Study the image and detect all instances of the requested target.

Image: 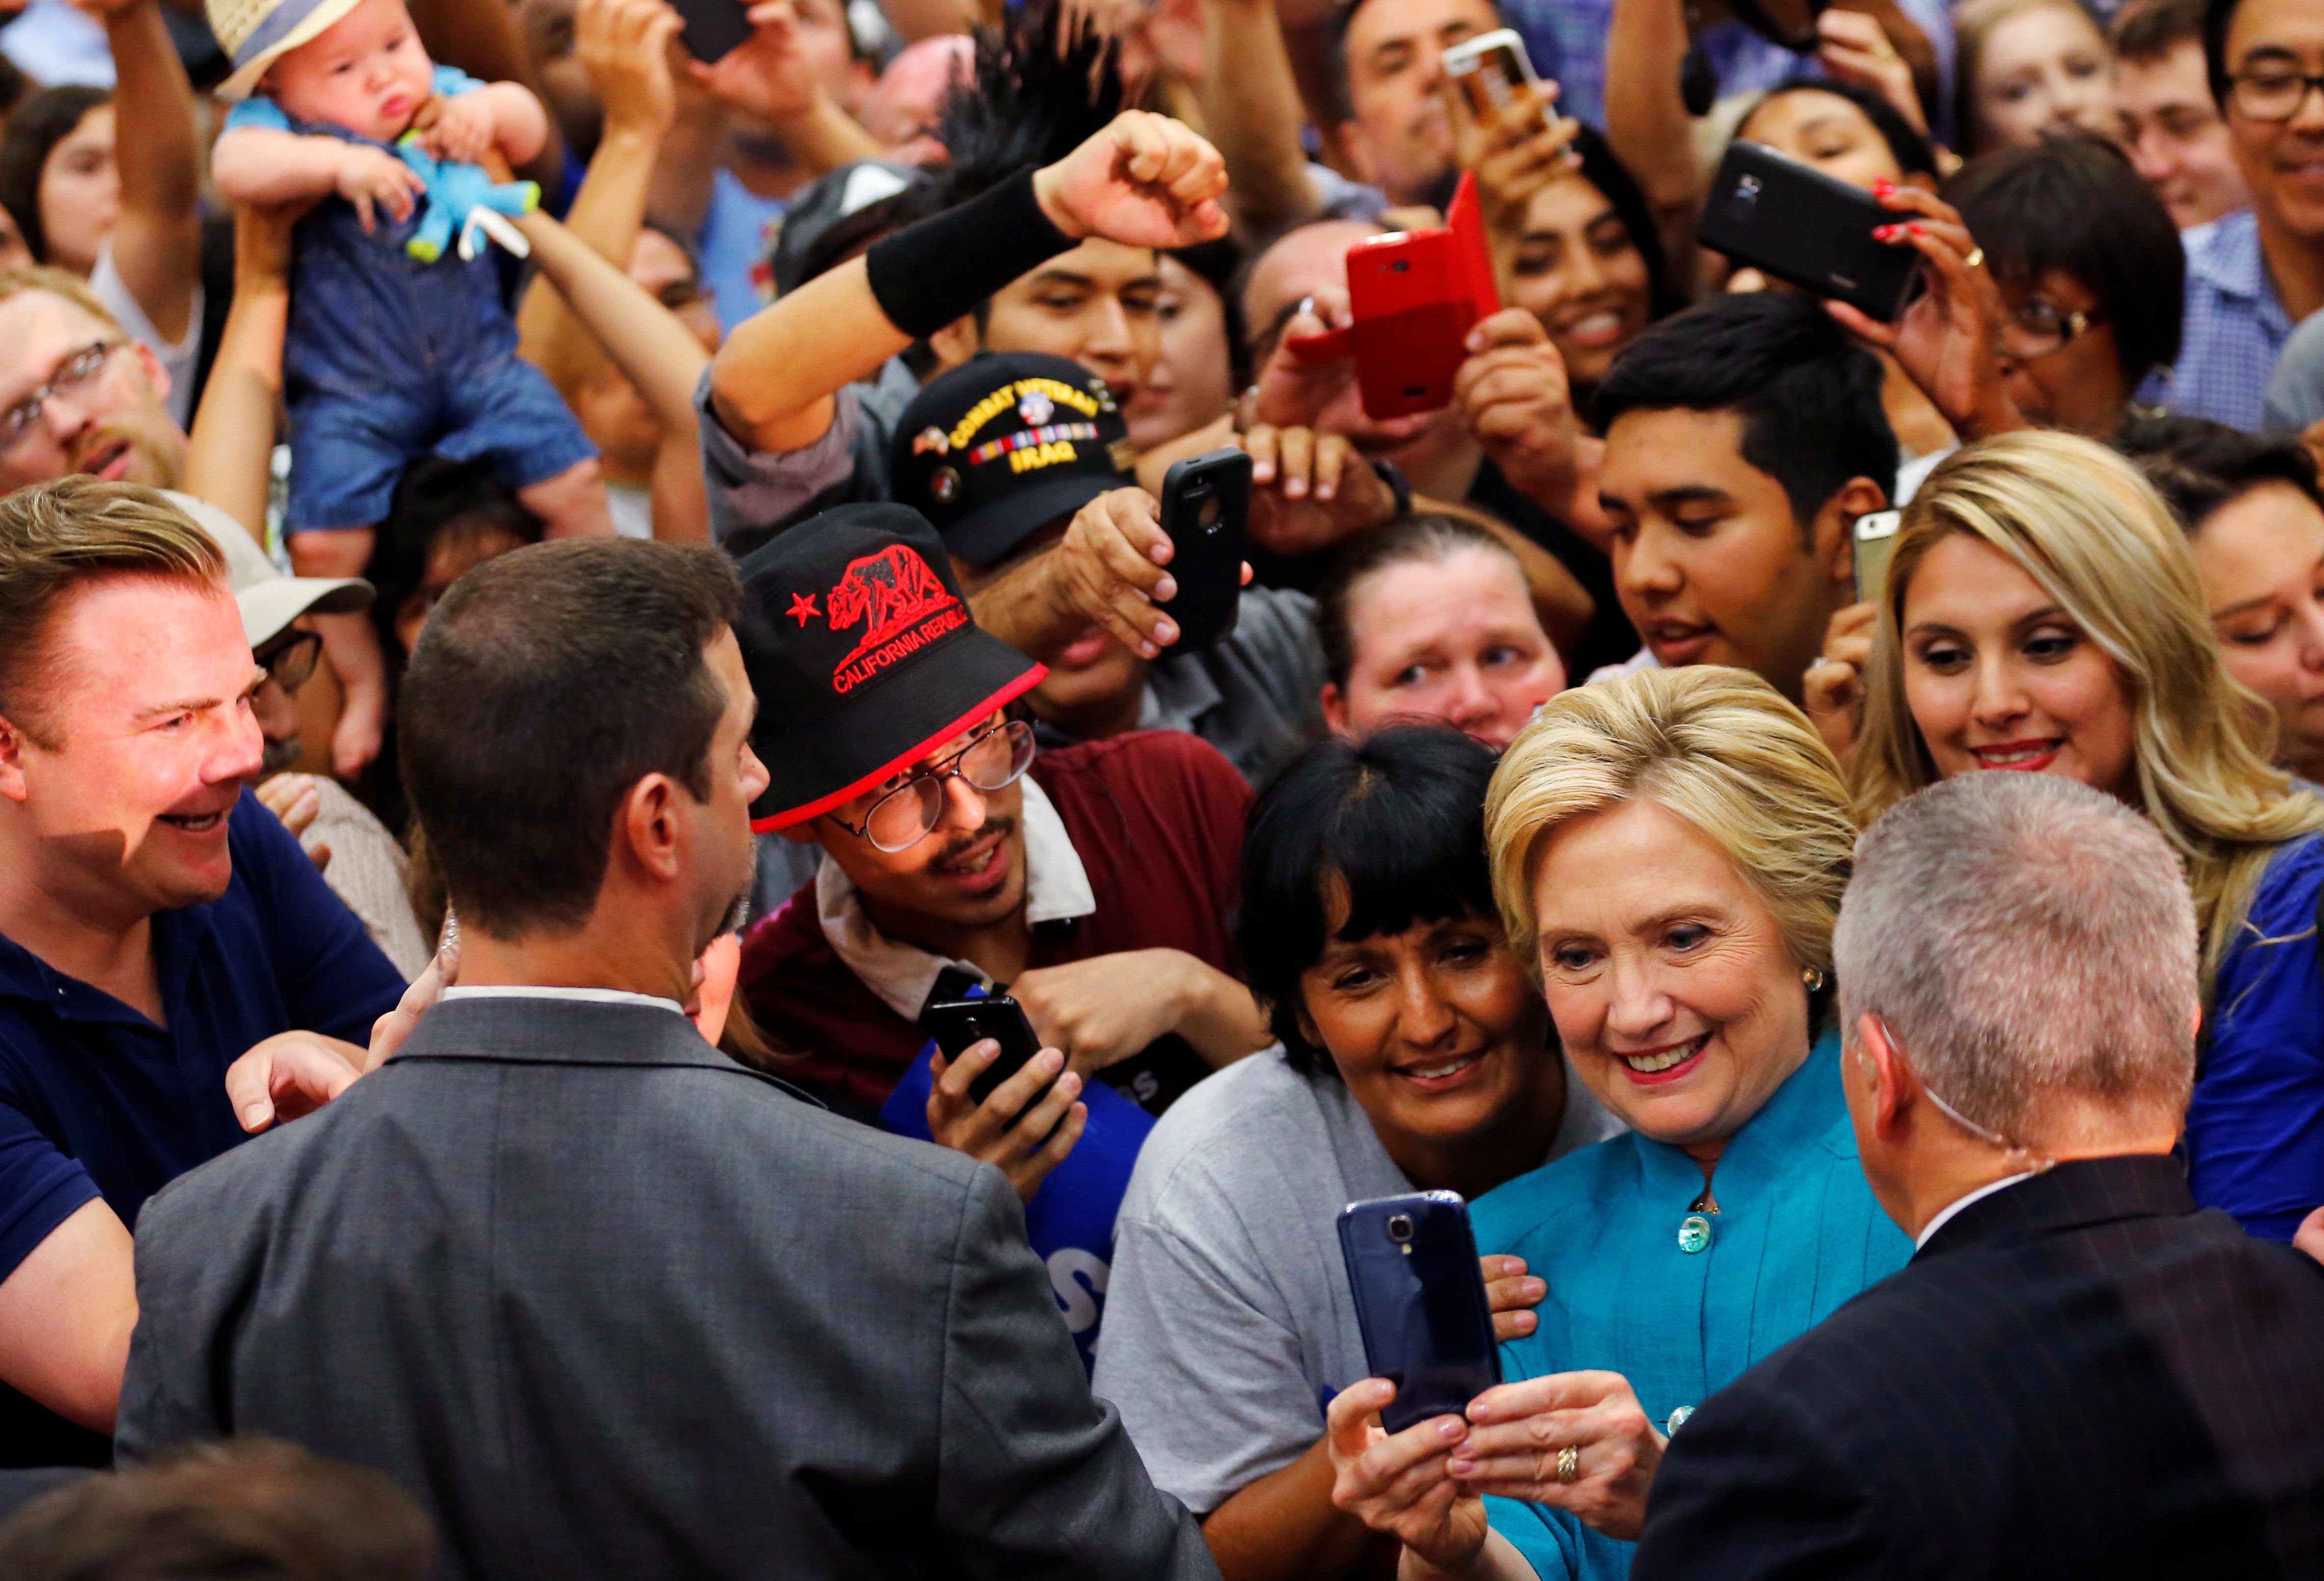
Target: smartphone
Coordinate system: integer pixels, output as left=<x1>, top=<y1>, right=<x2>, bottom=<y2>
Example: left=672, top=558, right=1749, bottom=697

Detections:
left=1696, top=141, right=1921, bottom=323
left=1853, top=509, right=1903, bottom=605
left=1338, top=1192, right=1502, bottom=1434
left=669, top=0, right=754, bottom=63
left=1159, top=449, right=1251, bottom=652
left=925, top=994, right=1047, bottom=1107
left=1346, top=230, right=1482, bottom=420
left=1443, top=28, right=1549, bottom=124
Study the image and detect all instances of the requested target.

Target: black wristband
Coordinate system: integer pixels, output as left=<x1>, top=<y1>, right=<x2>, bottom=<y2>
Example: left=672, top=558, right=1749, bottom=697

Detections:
left=1371, top=458, right=1414, bottom=518
left=864, top=171, right=1077, bottom=339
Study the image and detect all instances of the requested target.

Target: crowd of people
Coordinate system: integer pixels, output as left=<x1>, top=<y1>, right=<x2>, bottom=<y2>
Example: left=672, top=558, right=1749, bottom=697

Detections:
left=1, top=0, right=2324, bottom=1569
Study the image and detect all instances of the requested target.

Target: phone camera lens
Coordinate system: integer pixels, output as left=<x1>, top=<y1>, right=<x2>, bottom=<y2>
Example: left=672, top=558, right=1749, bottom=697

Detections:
left=1389, top=259, right=1410, bottom=273
left=1198, top=497, right=1221, bottom=529
left=1386, top=1213, right=1414, bottom=1243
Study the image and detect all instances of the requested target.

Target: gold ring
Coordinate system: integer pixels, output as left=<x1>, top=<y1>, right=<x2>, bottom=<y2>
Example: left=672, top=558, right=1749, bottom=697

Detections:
left=1964, top=247, right=1985, bottom=269
left=1555, top=1445, right=1581, bottom=1485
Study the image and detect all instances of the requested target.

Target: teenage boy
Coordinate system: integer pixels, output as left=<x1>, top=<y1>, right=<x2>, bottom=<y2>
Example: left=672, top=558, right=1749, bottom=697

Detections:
left=1588, top=294, right=1898, bottom=703
left=2117, top=0, right=2255, bottom=229
left=0, top=480, right=403, bottom=1469
left=2179, top=0, right=2324, bottom=428
left=732, top=503, right=1272, bottom=1132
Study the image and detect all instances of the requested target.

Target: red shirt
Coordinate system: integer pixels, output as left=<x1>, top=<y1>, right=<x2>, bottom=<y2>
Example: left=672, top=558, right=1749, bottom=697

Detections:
left=737, top=731, right=1254, bottom=1118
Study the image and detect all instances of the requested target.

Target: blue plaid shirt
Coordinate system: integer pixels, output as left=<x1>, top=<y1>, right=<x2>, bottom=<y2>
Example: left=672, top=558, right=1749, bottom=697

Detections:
left=2170, top=210, right=2293, bottom=433
left=1502, top=0, right=1955, bottom=139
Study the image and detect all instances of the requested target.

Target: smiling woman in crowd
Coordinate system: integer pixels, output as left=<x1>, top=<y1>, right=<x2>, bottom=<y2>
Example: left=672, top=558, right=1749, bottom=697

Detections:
left=1852, top=430, right=2324, bottom=1243
left=1318, top=515, right=1567, bottom=750
left=1093, top=725, right=1619, bottom=1581
left=1953, top=0, right=2121, bottom=155
left=1945, top=135, right=2185, bottom=438
left=1322, top=667, right=1912, bottom=1581
left=2121, top=415, right=2324, bottom=783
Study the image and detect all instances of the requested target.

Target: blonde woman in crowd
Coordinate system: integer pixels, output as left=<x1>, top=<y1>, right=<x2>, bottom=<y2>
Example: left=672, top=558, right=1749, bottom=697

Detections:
left=1853, top=430, right=2324, bottom=1244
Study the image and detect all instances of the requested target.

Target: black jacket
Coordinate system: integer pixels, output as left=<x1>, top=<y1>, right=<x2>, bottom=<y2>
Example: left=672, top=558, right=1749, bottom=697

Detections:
left=1632, top=1154, right=2324, bottom=1580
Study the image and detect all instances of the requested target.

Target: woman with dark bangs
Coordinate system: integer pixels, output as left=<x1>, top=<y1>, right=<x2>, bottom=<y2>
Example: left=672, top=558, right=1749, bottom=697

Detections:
left=1093, top=726, right=1618, bottom=1581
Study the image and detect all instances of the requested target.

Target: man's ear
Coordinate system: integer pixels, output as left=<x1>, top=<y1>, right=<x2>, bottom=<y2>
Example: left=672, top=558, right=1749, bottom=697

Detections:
left=131, top=340, right=172, bottom=408
left=928, top=316, right=979, bottom=373
left=1856, top=1011, right=1918, bottom=1141
left=618, top=773, right=686, bottom=882
left=1319, top=681, right=1352, bottom=738
left=1817, top=478, right=1891, bottom=590
left=0, top=714, right=32, bottom=803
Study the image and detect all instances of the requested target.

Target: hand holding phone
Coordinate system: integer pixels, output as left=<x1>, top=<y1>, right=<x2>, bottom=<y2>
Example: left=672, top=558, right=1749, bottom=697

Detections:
left=1851, top=509, right=1902, bottom=606
left=669, top=0, right=755, bottom=63
left=1339, top=1192, right=1502, bottom=1433
left=1697, top=141, right=1919, bottom=322
left=1158, top=449, right=1252, bottom=650
left=923, top=995, right=1084, bottom=1200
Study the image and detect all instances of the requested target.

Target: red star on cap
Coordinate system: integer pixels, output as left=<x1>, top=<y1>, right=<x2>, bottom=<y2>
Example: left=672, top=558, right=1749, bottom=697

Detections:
left=788, top=591, right=819, bottom=626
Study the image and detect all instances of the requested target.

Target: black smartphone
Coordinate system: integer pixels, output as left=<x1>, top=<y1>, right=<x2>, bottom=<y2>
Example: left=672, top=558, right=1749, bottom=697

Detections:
left=669, top=0, right=754, bottom=63
left=1696, top=140, right=1920, bottom=323
left=925, top=994, right=1047, bottom=1107
left=1337, top=1192, right=1502, bottom=1434
left=1158, top=449, right=1251, bottom=653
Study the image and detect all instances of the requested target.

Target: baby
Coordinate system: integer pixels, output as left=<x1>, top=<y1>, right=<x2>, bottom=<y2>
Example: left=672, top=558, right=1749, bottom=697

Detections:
left=208, top=0, right=611, bottom=777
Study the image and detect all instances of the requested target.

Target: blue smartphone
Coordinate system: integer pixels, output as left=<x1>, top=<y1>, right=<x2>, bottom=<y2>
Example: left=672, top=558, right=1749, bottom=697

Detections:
left=1337, top=1192, right=1502, bottom=1433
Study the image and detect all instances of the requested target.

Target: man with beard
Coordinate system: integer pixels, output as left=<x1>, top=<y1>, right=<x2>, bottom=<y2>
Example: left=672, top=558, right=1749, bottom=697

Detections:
left=117, top=536, right=1222, bottom=1581
left=0, top=479, right=406, bottom=1472
left=733, top=503, right=1270, bottom=1139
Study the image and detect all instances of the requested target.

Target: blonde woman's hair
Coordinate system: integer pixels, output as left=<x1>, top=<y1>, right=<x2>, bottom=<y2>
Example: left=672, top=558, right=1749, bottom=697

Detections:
left=1484, top=667, right=1857, bottom=992
left=1852, top=430, right=2324, bottom=992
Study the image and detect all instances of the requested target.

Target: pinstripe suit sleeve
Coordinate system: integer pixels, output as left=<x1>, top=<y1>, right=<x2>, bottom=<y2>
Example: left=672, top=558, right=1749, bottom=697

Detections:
left=1629, top=1362, right=1885, bottom=1581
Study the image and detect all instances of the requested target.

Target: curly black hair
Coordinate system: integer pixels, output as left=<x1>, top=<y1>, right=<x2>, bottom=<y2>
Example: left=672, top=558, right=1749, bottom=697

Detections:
left=930, top=0, right=1124, bottom=213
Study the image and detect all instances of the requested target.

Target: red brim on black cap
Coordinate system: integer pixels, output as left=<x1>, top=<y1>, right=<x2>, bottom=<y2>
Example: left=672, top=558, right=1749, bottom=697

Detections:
left=748, top=635, right=1047, bottom=833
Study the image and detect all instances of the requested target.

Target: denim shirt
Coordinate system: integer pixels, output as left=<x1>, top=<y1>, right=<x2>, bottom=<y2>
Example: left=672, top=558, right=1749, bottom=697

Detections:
left=1469, top=1033, right=1914, bottom=1580
left=224, top=67, right=515, bottom=402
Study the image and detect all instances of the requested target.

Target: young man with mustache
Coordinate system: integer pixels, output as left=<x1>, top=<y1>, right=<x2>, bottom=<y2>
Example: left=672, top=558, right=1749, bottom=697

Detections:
left=732, top=501, right=1272, bottom=1141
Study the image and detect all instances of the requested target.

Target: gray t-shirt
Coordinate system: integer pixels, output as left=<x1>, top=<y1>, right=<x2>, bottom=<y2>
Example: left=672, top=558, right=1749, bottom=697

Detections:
left=1091, top=1048, right=1620, bottom=1514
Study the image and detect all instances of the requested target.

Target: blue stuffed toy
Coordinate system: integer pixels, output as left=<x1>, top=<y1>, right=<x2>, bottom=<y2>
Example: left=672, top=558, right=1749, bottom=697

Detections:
left=393, top=134, right=541, bottom=264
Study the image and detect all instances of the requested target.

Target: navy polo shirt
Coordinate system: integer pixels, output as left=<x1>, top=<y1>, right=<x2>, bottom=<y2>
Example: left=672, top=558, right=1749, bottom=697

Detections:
left=0, top=795, right=405, bottom=1466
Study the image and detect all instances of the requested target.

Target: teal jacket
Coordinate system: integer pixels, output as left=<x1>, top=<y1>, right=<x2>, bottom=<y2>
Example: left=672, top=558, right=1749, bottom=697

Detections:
left=1469, top=1032, right=1913, bottom=1580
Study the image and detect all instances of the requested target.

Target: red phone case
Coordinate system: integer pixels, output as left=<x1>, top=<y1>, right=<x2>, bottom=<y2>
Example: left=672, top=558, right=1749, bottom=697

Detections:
left=1339, top=173, right=1502, bottom=420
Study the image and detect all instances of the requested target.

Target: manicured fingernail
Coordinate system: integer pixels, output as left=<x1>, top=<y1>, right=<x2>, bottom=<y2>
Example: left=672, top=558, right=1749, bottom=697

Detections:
left=1286, top=477, right=1305, bottom=497
left=1523, top=1277, right=1545, bottom=1297
left=1872, top=224, right=1897, bottom=241
left=240, top=1103, right=269, bottom=1128
left=1909, top=223, right=1925, bottom=236
left=1873, top=178, right=1894, bottom=198
left=1038, top=1048, right=1065, bottom=1072
left=1438, top=1417, right=1467, bottom=1440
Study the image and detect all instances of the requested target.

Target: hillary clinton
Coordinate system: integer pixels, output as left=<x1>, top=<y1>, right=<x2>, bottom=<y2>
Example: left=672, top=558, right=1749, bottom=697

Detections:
left=1322, top=667, right=1914, bottom=1581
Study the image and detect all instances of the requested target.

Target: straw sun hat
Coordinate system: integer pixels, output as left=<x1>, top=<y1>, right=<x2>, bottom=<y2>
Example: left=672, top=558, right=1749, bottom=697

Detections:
left=207, top=0, right=370, bottom=102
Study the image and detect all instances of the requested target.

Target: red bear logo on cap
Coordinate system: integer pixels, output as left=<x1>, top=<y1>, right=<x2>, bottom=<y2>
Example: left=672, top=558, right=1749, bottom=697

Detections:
left=826, top=545, right=962, bottom=676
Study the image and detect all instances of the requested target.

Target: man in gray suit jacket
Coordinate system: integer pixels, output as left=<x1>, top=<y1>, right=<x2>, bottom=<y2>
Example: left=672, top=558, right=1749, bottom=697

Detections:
left=115, top=536, right=1220, bottom=1581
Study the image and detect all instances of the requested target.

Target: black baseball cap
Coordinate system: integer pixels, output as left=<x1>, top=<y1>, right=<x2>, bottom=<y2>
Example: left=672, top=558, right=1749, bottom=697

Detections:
left=890, top=352, right=1135, bottom=567
left=734, top=502, right=1046, bottom=833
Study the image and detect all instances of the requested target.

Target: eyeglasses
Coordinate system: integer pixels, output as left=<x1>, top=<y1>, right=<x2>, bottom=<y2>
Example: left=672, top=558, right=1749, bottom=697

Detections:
left=257, top=630, right=321, bottom=694
left=1, top=342, right=123, bottom=454
left=1996, top=298, right=2100, bottom=361
left=2226, top=67, right=2324, bottom=123
left=830, top=719, right=1036, bottom=852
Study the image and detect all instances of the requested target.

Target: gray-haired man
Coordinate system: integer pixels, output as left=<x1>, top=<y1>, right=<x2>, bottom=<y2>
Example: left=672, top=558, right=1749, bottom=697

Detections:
left=1632, top=772, right=2324, bottom=1581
